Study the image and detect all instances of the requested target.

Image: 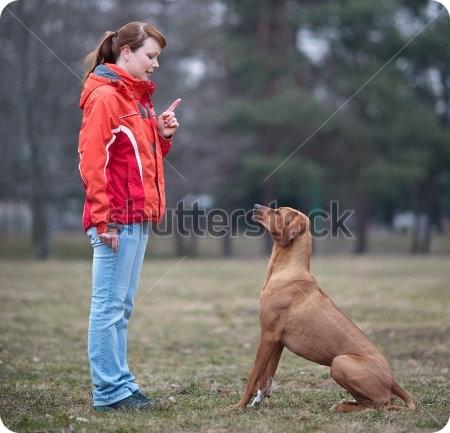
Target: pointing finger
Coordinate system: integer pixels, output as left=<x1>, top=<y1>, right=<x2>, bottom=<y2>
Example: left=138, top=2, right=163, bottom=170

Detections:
left=166, top=98, right=182, bottom=112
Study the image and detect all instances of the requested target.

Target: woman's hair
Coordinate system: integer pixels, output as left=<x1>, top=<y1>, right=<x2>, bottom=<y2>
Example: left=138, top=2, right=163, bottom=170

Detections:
left=82, top=21, right=166, bottom=83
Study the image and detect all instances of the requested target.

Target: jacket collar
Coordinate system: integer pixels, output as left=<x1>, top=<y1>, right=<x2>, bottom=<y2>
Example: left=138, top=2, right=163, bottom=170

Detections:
left=93, top=63, right=157, bottom=100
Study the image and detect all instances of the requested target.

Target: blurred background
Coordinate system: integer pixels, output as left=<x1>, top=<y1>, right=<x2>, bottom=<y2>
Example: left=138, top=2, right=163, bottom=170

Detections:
left=0, top=0, right=449, bottom=259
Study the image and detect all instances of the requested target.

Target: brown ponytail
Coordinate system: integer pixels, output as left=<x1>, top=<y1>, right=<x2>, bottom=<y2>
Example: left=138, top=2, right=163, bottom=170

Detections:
left=82, top=22, right=167, bottom=84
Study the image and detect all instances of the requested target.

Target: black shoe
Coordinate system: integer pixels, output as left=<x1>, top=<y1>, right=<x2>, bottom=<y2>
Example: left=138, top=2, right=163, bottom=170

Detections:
left=94, top=394, right=154, bottom=412
left=132, top=390, right=155, bottom=405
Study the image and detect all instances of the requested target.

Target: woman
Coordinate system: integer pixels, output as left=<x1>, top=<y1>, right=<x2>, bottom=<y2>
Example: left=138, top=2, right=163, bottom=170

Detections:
left=78, top=22, right=181, bottom=411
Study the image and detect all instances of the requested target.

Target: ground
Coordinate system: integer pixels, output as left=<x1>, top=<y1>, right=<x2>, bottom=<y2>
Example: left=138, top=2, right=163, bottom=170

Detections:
left=0, top=255, right=449, bottom=433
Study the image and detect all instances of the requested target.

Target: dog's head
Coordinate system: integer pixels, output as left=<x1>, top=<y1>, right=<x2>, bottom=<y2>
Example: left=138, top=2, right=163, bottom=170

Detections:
left=253, top=204, right=310, bottom=247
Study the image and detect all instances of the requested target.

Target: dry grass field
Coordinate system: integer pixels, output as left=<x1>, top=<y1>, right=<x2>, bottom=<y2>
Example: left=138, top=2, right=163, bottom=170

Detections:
left=1, top=255, right=449, bottom=432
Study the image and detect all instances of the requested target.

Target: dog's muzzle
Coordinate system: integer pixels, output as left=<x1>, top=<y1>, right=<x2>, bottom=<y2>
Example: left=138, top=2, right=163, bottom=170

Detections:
left=253, top=204, right=265, bottom=221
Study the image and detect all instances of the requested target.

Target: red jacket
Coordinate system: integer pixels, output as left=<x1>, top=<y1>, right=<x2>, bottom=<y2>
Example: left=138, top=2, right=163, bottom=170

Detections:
left=78, top=63, right=172, bottom=233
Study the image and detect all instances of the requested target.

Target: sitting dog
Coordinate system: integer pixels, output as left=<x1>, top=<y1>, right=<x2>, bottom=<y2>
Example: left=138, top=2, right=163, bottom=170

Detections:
left=233, top=205, right=416, bottom=412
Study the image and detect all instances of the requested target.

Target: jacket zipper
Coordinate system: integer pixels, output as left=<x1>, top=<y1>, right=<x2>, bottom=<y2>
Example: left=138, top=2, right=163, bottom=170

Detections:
left=146, top=100, right=163, bottom=220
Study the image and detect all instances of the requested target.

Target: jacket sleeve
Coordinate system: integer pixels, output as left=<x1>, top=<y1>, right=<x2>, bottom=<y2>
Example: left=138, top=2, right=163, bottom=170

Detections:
left=158, top=133, right=172, bottom=157
left=78, top=90, right=119, bottom=234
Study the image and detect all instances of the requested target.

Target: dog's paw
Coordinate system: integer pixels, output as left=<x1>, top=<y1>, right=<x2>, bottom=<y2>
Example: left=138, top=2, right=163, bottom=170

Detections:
left=250, top=389, right=265, bottom=408
left=227, top=403, right=247, bottom=411
left=330, top=399, right=346, bottom=412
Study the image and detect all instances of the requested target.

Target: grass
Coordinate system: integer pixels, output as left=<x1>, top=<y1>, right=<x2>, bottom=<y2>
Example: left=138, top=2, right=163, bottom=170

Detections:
left=0, top=255, right=449, bottom=432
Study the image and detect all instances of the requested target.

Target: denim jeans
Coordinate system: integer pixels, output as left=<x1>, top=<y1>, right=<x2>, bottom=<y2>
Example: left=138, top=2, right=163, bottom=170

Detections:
left=86, top=223, right=149, bottom=407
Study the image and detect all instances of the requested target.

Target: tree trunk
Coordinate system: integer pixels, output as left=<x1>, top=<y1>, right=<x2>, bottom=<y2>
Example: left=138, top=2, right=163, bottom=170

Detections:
left=419, top=220, right=431, bottom=254
left=222, top=232, right=232, bottom=257
left=174, top=230, right=187, bottom=257
left=411, top=179, right=433, bottom=254
left=188, top=237, right=199, bottom=258
left=167, top=211, right=185, bottom=257
left=411, top=213, right=431, bottom=254
left=354, top=200, right=369, bottom=254
left=221, top=195, right=233, bottom=258
left=31, top=195, right=53, bottom=259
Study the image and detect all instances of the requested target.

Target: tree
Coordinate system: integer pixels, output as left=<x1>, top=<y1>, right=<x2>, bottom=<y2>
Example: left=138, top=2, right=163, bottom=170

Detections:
left=213, top=0, right=327, bottom=255
left=296, top=0, right=450, bottom=253
left=0, top=0, right=94, bottom=257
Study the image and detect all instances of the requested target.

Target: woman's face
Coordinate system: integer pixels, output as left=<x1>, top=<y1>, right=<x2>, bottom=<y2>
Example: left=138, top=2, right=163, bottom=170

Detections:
left=122, top=37, right=161, bottom=80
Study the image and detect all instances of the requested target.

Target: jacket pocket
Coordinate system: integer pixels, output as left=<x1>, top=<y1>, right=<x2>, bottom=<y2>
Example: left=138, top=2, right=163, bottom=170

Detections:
left=118, top=112, right=139, bottom=120
left=127, top=160, right=146, bottom=207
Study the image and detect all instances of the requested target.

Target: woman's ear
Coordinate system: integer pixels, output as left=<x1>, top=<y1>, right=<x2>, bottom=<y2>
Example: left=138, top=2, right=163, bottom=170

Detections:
left=280, top=214, right=305, bottom=247
left=120, top=45, right=130, bottom=60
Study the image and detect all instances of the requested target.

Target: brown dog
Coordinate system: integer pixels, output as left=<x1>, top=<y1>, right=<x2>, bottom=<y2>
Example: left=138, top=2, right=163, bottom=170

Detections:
left=233, top=204, right=416, bottom=412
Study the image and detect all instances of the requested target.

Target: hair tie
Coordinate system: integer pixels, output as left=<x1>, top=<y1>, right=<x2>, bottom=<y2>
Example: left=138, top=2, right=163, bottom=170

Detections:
left=113, top=31, right=117, bottom=37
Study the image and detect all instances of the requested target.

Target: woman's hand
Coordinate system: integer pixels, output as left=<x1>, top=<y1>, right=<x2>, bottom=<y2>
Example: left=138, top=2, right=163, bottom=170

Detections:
left=99, top=228, right=120, bottom=252
left=157, top=98, right=182, bottom=138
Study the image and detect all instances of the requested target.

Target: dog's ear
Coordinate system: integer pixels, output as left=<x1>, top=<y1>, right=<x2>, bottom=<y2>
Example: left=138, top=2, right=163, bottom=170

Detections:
left=280, top=213, right=305, bottom=247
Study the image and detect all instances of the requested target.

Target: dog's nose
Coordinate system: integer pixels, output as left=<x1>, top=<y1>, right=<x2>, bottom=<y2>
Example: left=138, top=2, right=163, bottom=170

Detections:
left=254, top=204, right=263, bottom=209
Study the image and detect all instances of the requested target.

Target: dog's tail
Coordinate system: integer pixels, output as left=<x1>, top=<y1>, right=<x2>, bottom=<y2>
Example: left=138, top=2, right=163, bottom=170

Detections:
left=391, top=382, right=416, bottom=410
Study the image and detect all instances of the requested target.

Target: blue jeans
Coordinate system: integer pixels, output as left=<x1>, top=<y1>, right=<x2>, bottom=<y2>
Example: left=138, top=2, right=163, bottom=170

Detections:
left=86, top=223, right=149, bottom=407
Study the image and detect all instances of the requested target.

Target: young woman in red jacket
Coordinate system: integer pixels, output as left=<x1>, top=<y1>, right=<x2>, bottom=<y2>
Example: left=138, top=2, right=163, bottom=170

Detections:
left=79, top=21, right=181, bottom=411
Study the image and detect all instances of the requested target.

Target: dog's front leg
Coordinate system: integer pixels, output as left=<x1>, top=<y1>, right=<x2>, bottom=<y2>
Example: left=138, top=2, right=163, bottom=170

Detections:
left=250, top=343, right=283, bottom=407
left=232, top=335, right=279, bottom=409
